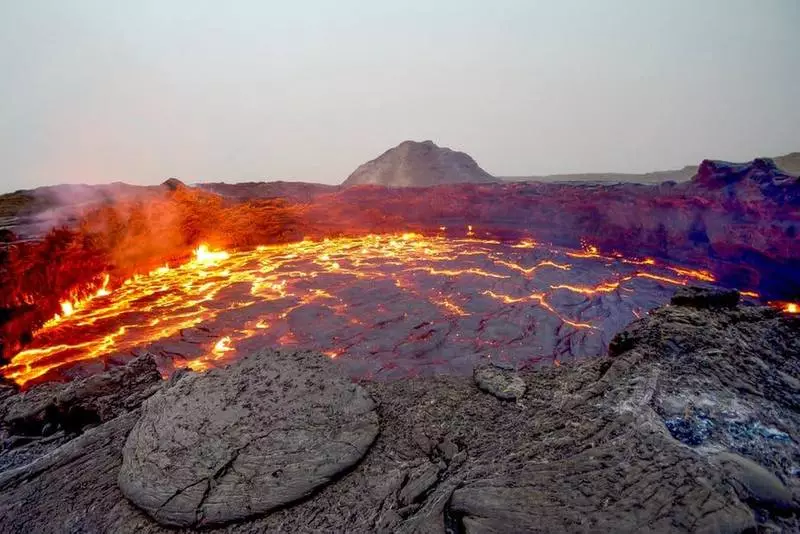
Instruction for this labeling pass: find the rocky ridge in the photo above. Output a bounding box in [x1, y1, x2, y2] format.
[0, 287, 798, 533]
[504, 151, 800, 185]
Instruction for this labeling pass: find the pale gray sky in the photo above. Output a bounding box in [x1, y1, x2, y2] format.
[1, 0, 798, 191]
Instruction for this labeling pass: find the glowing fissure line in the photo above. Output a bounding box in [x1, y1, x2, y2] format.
[494, 259, 570, 275]
[435, 298, 470, 316]
[410, 267, 509, 279]
[666, 266, 715, 282]
[550, 282, 621, 295]
[480, 290, 596, 330]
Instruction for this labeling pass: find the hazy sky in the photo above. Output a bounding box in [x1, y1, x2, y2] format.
[1, 1, 798, 191]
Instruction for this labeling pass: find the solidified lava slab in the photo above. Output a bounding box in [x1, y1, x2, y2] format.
[2, 234, 718, 386]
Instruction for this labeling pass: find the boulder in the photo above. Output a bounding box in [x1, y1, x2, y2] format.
[473, 362, 526, 401]
[118, 349, 379, 527]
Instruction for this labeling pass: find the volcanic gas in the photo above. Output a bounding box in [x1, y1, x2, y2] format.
[2, 231, 724, 387]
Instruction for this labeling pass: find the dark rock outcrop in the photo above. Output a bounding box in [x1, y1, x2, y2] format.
[670, 286, 740, 308]
[2, 354, 162, 437]
[342, 140, 496, 188]
[0, 410, 141, 532]
[118, 349, 379, 528]
[197, 181, 338, 203]
[0, 355, 162, 475]
[713, 452, 795, 512]
[694, 158, 799, 205]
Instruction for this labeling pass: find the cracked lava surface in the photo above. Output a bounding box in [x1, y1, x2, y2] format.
[3, 233, 722, 386]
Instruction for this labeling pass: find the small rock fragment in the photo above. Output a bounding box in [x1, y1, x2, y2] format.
[473, 363, 526, 401]
[436, 438, 458, 461]
[412, 427, 434, 455]
[398, 462, 440, 506]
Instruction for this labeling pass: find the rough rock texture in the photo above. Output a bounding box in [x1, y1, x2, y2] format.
[2, 354, 161, 433]
[0, 291, 798, 533]
[342, 140, 496, 187]
[118, 349, 379, 527]
[0, 411, 140, 533]
[0, 355, 161, 473]
[473, 362, 526, 401]
[713, 452, 795, 511]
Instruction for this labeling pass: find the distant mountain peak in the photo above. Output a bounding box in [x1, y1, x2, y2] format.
[342, 140, 495, 187]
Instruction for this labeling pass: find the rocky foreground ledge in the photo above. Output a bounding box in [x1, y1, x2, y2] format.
[0, 288, 798, 533]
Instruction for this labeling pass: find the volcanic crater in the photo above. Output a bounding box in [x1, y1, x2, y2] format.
[1, 149, 798, 388]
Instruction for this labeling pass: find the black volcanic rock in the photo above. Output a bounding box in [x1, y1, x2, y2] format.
[2, 354, 162, 438]
[342, 140, 495, 187]
[671, 286, 740, 308]
[473, 362, 526, 401]
[2, 298, 800, 532]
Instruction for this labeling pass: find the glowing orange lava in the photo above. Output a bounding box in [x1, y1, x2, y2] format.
[43, 274, 111, 329]
[3, 234, 729, 386]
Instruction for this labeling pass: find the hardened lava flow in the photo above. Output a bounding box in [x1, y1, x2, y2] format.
[1, 231, 787, 387]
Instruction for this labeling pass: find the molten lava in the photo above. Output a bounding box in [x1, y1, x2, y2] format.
[44, 274, 111, 329]
[3, 234, 729, 386]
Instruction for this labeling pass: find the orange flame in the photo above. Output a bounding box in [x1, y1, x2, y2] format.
[194, 244, 230, 265]
[212, 336, 234, 355]
[42, 273, 112, 329]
